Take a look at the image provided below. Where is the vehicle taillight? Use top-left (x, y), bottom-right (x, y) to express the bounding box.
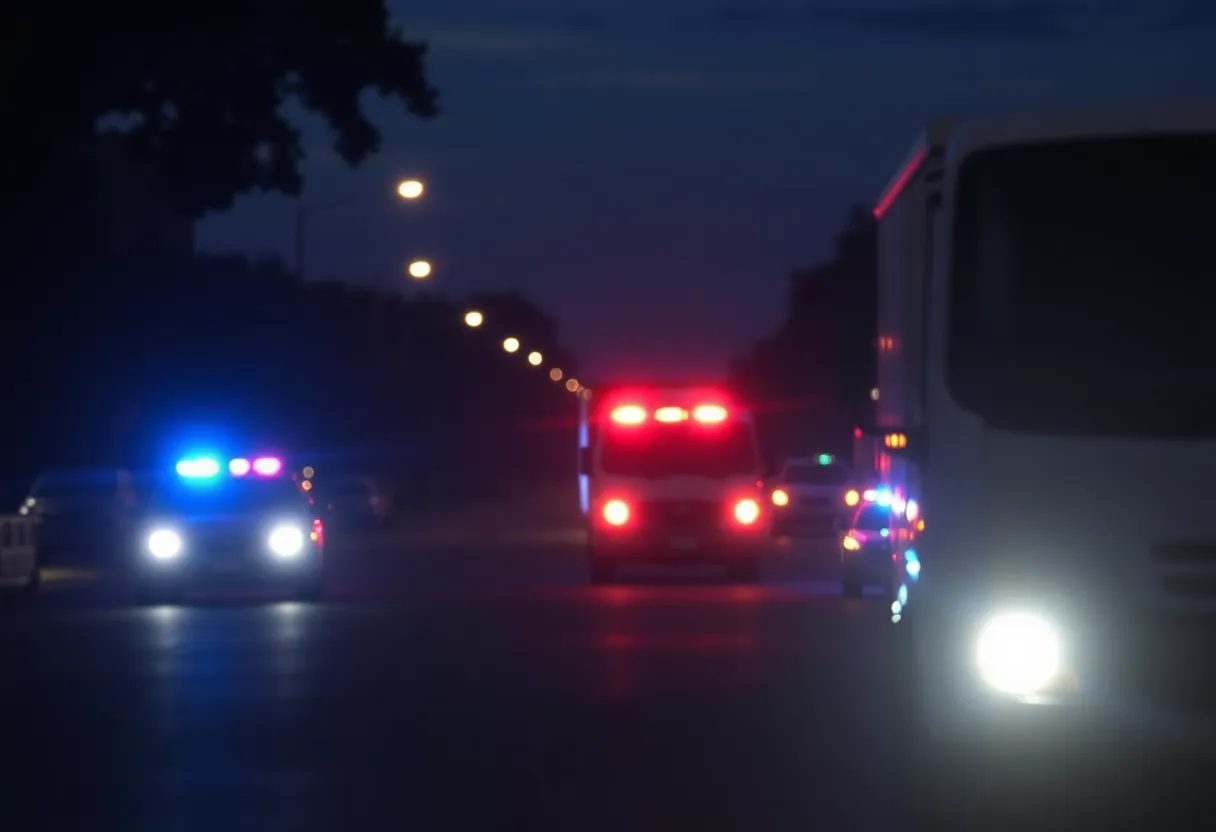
top-left (693, 404), bottom-right (727, 423)
top-left (771, 488), bottom-right (790, 507)
top-left (610, 405), bottom-right (646, 425)
top-left (602, 499), bottom-right (630, 526)
top-left (310, 518), bottom-right (324, 546)
top-left (844, 489), bottom-right (860, 507)
top-left (654, 406), bottom-right (686, 423)
top-left (733, 498), bottom-right (760, 525)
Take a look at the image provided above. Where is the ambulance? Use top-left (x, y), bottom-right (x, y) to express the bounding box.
top-left (578, 385), bottom-right (768, 584)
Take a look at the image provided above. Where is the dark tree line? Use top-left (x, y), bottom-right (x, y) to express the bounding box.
top-left (0, 252), bottom-right (580, 505)
top-left (0, 2), bottom-right (592, 506)
top-left (2, 0), bottom-right (438, 277)
top-left (728, 207), bottom-right (877, 470)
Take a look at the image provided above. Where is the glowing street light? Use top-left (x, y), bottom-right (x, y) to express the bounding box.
top-left (527, 351), bottom-right (543, 366)
top-left (408, 259), bottom-right (432, 279)
top-left (549, 368), bottom-right (563, 381)
top-left (565, 379), bottom-right (579, 392)
top-left (581, 388), bottom-right (592, 400)
top-left (464, 310), bottom-right (483, 327)
top-left (503, 337), bottom-right (520, 353)
top-left (396, 179), bottom-right (425, 200)
top-left (297, 179), bottom-right (426, 281)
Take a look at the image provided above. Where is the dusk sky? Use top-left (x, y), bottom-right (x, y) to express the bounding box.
top-left (197, 0), bottom-right (1215, 381)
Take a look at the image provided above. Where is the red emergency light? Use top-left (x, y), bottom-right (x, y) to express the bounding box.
top-left (596, 494), bottom-right (762, 531)
top-left (731, 497), bottom-right (761, 526)
top-left (692, 404), bottom-right (727, 424)
top-left (601, 498), bottom-right (630, 526)
top-left (608, 399), bottom-right (731, 425)
top-left (609, 404), bottom-right (647, 425)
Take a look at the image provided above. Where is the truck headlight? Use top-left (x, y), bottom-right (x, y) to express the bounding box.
top-left (147, 528), bottom-right (183, 560)
top-left (975, 611), bottom-right (1061, 696)
top-left (267, 525), bottom-right (305, 557)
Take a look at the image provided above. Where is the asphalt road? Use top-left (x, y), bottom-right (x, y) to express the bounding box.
top-left (0, 508), bottom-right (900, 832)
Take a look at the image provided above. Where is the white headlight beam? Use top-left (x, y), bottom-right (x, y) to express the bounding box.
top-left (267, 525), bottom-right (305, 558)
top-left (147, 528), bottom-right (183, 560)
top-left (975, 611), bottom-right (1061, 697)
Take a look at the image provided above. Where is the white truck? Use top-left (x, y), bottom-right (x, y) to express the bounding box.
top-left (873, 102), bottom-right (1216, 828)
top-left (578, 384), bottom-right (769, 584)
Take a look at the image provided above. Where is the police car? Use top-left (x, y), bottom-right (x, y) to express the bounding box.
top-left (839, 487), bottom-right (920, 599)
top-left (135, 454), bottom-right (324, 603)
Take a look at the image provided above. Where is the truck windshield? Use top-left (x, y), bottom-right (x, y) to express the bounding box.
top-left (599, 422), bottom-right (759, 478)
top-left (948, 133), bottom-right (1216, 437)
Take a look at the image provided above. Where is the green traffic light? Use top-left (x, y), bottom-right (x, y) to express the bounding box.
top-left (817, 453), bottom-right (834, 465)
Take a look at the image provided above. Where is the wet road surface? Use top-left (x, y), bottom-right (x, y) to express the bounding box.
top-left (0, 527), bottom-right (899, 832)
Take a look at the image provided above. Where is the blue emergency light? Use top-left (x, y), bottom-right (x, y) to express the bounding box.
top-left (175, 455), bottom-right (283, 479)
top-left (175, 457), bottom-right (221, 478)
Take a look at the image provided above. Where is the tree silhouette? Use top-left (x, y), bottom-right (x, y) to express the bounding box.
top-left (0, 252), bottom-right (579, 506)
top-left (729, 206), bottom-right (877, 467)
top-left (2, 0), bottom-right (439, 270)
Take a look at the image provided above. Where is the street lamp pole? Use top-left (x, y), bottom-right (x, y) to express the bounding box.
top-left (293, 179), bottom-right (424, 281)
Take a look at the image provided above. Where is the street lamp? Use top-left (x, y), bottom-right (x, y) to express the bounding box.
top-left (408, 259), bottom-right (432, 279)
top-left (565, 379), bottom-right (579, 392)
top-left (295, 178), bottom-right (427, 280)
top-left (527, 351), bottom-right (543, 366)
top-left (549, 368), bottom-right (563, 381)
top-left (503, 337), bottom-right (520, 353)
top-left (464, 310), bottom-right (484, 327)
top-left (397, 179), bottom-right (425, 200)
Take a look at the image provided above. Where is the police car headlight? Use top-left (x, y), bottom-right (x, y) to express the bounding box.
top-left (147, 528), bottom-right (183, 560)
top-left (267, 525), bottom-right (305, 557)
top-left (975, 611), bottom-right (1061, 696)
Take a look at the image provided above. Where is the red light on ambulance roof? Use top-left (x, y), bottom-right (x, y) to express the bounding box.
top-left (252, 457), bottom-right (283, 476)
top-left (610, 404), bottom-right (647, 425)
top-left (693, 404), bottom-right (727, 423)
top-left (654, 406), bottom-right (686, 423)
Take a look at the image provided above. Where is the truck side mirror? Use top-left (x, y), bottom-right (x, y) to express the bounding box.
top-left (578, 447), bottom-right (594, 476)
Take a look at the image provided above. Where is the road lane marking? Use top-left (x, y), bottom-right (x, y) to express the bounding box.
top-left (39, 568), bottom-right (101, 584)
